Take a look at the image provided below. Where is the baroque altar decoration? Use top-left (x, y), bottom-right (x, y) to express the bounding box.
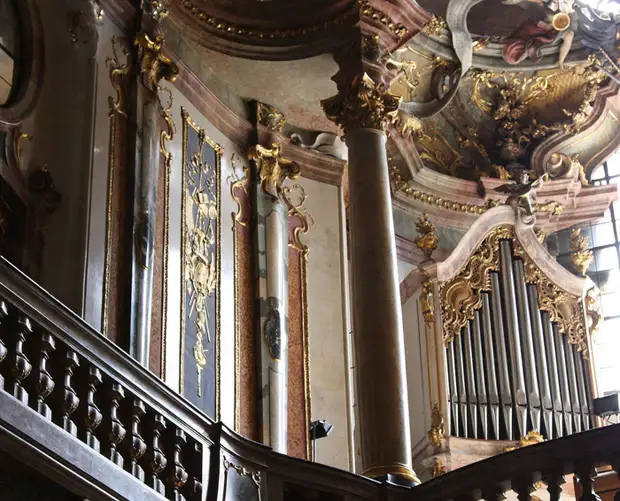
top-left (181, 108), bottom-right (221, 420)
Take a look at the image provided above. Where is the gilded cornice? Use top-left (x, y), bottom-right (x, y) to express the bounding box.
top-left (321, 73), bottom-right (401, 132)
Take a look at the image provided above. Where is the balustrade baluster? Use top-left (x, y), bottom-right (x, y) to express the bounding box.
top-left (107, 382), bottom-right (126, 467)
top-left (129, 398), bottom-right (148, 482)
top-left (577, 464), bottom-right (601, 501)
top-left (149, 414), bottom-right (168, 494)
top-left (183, 441), bottom-right (202, 501)
top-left (85, 366), bottom-right (103, 452)
top-left (0, 300), bottom-right (8, 390)
top-left (544, 474), bottom-right (565, 501)
top-left (12, 315), bottom-right (33, 404)
top-left (514, 478), bottom-right (536, 501)
top-left (35, 332), bottom-right (56, 420)
top-left (62, 349), bottom-right (80, 436)
top-left (167, 428), bottom-right (189, 501)
top-left (612, 459), bottom-right (620, 501)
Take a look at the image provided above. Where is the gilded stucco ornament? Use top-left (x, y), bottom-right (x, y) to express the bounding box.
top-left (321, 73), bottom-right (401, 132)
top-left (422, 15), bottom-right (448, 37)
top-left (428, 402), bottom-right (445, 451)
top-left (432, 457), bottom-right (447, 478)
top-left (569, 227), bottom-right (593, 276)
top-left (357, 0), bottom-right (407, 38)
top-left (142, 0), bottom-right (169, 20)
top-left (585, 286), bottom-right (602, 338)
top-left (494, 172), bottom-right (549, 227)
top-left (256, 102), bottom-right (287, 133)
top-left (503, 430), bottom-right (545, 452)
top-left (440, 226), bottom-right (513, 343)
top-left (134, 32), bottom-right (179, 93)
top-left (415, 213), bottom-right (439, 260)
top-left (420, 279), bottom-right (434, 326)
top-left (248, 143), bottom-right (301, 200)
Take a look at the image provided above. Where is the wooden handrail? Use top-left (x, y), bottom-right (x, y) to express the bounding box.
top-left (0, 256), bottom-right (619, 501)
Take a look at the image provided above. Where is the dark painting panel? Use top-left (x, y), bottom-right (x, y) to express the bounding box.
top-left (181, 109), bottom-right (221, 420)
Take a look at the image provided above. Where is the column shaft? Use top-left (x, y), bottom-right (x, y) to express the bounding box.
top-left (347, 128), bottom-right (415, 482)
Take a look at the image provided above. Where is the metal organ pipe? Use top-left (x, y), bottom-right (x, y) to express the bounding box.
top-left (463, 323), bottom-right (478, 438)
top-left (447, 338), bottom-right (459, 437)
top-left (490, 272), bottom-right (514, 439)
top-left (542, 311), bottom-right (564, 437)
top-left (553, 322), bottom-right (573, 435)
top-left (454, 327), bottom-right (469, 437)
top-left (572, 346), bottom-right (590, 431)
top-left (513, 259), bottom-right (542, 432)
top-left (526, 285), bottom-right (553, 438)
top-left (481, 294), bottom-right (500, 440)
top-left (472, 309), bottom-right (490, 439)
top-left (499, 240), bottom-right (528, 437)
top-left (563, 335), bottom-right (582, 433)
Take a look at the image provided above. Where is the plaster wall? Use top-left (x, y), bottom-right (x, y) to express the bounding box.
top-left (20, 0), bottom-right (99, 314)
top-left (300, 178), bottom-right (350, 470)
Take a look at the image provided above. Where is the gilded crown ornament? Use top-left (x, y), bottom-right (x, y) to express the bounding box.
top-left (248, 142), bottom-right (301, 200)
top-left (569, 227), bottom-right (593, 276)
top-left (321, 73), bottom-right (401, 132)
top-left (134, 32), bottom-right (179, 93)
top-left (414, 213), bottom-right (439, 260)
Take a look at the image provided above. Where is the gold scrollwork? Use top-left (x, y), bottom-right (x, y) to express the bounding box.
top-left (256, 102), bottom-right (286, 133)
top-left (248, 142), bottom-right (301, 200)
top-left (503, 430), bottom-right (545, 452)
top-left (421, 279), bottom-right (434, 326)
top-left (585, 286), bottom-right (602, 338)
top-left (440, 226), bottom-right (513, 343)
top-left (514, 240), bottom-right (589, 355)
top-left (181, 108), bottom-right (222, 415)
top-left (415, 213), bottom-right (439, 260)
top-left (322, 73), bottom-right (401, 132)
top-left (222, 457), bottom-right (261, 486)
top-left (134, 32), bottom-right (179, 93)
top-left (569, 227), bottom-right (593, 276)
top-left (106, 36), bottom-right (131, 117)
top-left (422, 15), bottom-right (448, 37)
top-left (428, 401), bottom-right (445, 451)
top-left (432, 457), bottom-right (448, 478)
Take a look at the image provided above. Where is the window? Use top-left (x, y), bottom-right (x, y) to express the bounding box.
top-left (556, 158), bottom-right (620, 396)
top-left (0, 0), bottom-right (20, 106)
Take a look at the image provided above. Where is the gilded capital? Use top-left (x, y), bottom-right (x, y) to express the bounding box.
top-left (134, 32), bottom-right (179, 93)
top-left (321, 73), bottom-right (401, 132)
top-left (569, 227), bottom-right (593, 276)
top-left (248, 142), bottom-right (301, 200)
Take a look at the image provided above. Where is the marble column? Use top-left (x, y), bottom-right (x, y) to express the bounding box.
top-left (249, 143), bottom-right (301, 454)
top-left (128, 28), bottom-right (178, 367)
top-left (322, 71), bottom-right (419, 483)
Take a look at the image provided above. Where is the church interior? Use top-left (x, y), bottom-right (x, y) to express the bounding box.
top-left (0, 0), bottom-right (620, 500)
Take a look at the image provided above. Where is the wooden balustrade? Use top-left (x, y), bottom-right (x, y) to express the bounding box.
top-left (0, 257), bottom-right (620, 501)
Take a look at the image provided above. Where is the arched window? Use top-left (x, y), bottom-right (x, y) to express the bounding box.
top-left (0, 0), bottom-right (21, 106)
top-left (555, 155), bottom-right (620, 396)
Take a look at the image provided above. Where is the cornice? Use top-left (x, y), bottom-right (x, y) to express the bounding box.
top-left (172, 52), bottom-right (345, 186)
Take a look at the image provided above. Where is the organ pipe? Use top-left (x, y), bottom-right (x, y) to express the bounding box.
top-left (481, 295), bottom-right (500, 440)
top-left (472, 310), bottom-right (490, 439)
top-left (542, 311), bottom-right (564, 437)
top-left (463, 323), bottom-right (478, 438)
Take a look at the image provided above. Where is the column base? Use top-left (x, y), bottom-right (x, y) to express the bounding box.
top-left (362, 465), bottom-right (421, 486)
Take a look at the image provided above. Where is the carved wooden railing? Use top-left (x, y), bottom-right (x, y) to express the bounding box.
top-left (1, 256), bottom-right (620, 501)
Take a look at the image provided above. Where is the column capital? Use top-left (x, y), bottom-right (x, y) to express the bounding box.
top-left (134, 32), bottom-right (179, 94)
top-left (321, 72), bottom-right (401, 133)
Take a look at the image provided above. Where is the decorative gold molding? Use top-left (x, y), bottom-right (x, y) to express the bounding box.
top-left (569, 227), bottom-right (593, 276)
top-left (585, 286), bottom-right (602, 338)
top-left (414, 213), bottom-right (439, 260)
top-left (440, 226), bottom-right (513, 343)
top-left (503, 430), bottom-right (545, 452)
top-left (248, 142), bottom-right (301, 200)
top-left (432, 457), bottom-right (447, 478)
top-left (428, 401), bottom-right (445, 451)
top-left (322, 73), bottom-right (401, 132)
top-left (256, 102), bottom-right (286, 133)
top-left (222, 457), bottom-right (261, 486)
top-left (357, 0), bottom-right (407, 37)
top-left (142, 0), bottom-right (169, 20)
top-left (390, 165), bottom-right (565, 216)
top-left (134, 32), bottom-right (179, 93)
top-left (180, 0), bottom-right (356, 39)
top-left (420, 279), bottom-right (434, 327)
top-left (422, 15), bottom-right (447, 37)
top-left (229, 153), bottom-right (250, 432)
top-left (102, 36), bottom-right (131, 337)
top-left (362, 463), bottom-right (421, 484)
